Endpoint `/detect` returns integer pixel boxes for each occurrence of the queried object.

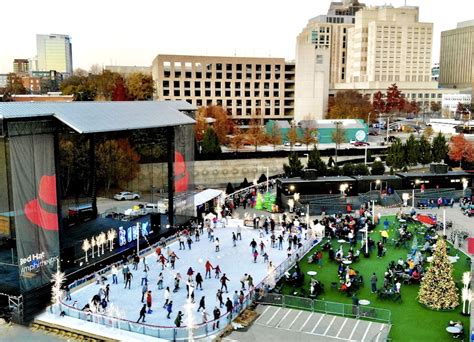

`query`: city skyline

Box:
[0,0,472,74]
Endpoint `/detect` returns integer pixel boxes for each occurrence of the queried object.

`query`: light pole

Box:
[365,112,371,165]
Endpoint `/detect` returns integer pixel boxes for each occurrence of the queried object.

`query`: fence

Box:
[257,293,392,324]
[54,233,318,340]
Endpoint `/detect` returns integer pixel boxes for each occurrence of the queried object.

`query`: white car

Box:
[114,191,140,201]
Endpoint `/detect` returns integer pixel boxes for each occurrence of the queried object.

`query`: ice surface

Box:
[69,223,291,326]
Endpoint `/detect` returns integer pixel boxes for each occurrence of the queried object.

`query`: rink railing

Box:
[257,293,392,324]
[55,235,318,340]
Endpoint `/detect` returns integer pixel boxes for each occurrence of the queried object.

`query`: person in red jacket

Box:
[205,260,213,279]
[146,290,153,313]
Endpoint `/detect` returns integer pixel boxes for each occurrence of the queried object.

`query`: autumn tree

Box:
[198,106,233,145]
[126,72,154,100]
[229,127,245,152]
[112,77,128,101]
[432,132,449,163]
[331,122,346,165]
[302,123,318,151]
[194,110,208,144]
[327,90,372,120]
[2,73,27,97]
[267,121,282,150]
[247,120,266,152]
[60,74,96,100]
[372,90,386,116]
[449,134,474,167]
[287,123,299,150]
[95,70,121,100]
[423,125,434,140]
[409,100,420,115]
[385,83,406,114]
[430,101,441,113]
[96,139,140,191]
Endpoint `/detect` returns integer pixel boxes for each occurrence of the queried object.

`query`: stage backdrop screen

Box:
[9,133,60,291]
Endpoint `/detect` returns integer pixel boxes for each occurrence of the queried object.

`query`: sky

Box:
[0,0,472,74]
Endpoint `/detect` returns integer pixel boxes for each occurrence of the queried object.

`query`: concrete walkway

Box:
[224,305,390,342]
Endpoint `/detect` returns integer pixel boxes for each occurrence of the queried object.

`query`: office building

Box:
[36,34,73,76]
[152,54,295,123]
[13,59,29,75]
[104,65,152,76]
[295,0,365,121]
[442,93,472,115]
[439,20,474,90]
[432,63,440,81]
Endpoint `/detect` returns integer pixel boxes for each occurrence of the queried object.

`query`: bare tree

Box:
[331,121,346,165]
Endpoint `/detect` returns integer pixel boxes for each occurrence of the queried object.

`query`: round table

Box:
[307,271,317,276]
[399,219,406,223]
[337,239,347,243]
[446,326,462,334]
[342,260,352,265]
[359,299,370,306]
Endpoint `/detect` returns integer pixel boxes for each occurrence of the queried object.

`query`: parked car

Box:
[114,191,140,201]
[384,136,397,143]
[295,142,302,147]
[351,141,370,146]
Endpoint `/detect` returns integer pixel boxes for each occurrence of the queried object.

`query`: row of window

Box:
[162,89,285,98]
[163,81,282,90]
[162,62,283,73]
[163,70,285,80]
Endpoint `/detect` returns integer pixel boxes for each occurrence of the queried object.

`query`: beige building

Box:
[295,0,364,121]
[439,20,474,90]
[104,65,151,76]
[346,6,432,84]
[152,54,295,123]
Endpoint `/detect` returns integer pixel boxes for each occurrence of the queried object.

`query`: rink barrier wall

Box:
[55,233,318,340]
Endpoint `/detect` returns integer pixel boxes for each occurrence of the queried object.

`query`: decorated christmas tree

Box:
[418,238,459,310]
[255,192,263,210]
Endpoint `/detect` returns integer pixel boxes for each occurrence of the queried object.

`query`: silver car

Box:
[114,191,140,201]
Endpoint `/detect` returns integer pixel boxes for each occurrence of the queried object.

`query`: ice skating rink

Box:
[69,223,293,326]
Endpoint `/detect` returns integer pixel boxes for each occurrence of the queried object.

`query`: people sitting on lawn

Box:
[309,278,323,297]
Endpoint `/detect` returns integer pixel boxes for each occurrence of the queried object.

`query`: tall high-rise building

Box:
[36,34,73,76]
[439,20,474,90]
[346,6,432,84]
[13,59,29,75]
[294,0,365,121]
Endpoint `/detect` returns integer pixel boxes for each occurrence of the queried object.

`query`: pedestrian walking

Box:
[371,273,378,293]
[137,304,146,323]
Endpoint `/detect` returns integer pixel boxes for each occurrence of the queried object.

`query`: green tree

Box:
[327,156,335,168]
[201,127,221,155]
[307,146,327,176]
[404,134,419,167]
[354,163,370,175]
[225,182,235,195]
[418,238,459,310]
[418,135,432,166]
[386,138,406,170]
[283,152,303,178]
[342,163,355,176]
[126,72,154,100]
[432,132,449,163]
[331,122,346,165]
[370,160,385,175]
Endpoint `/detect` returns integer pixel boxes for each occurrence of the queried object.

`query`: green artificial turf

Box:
[279,216,471,342]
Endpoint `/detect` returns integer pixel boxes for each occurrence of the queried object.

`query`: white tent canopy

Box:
[194,189,224,207]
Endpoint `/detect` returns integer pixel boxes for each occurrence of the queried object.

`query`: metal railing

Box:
[53,234,318,340]
[257,293,392,324]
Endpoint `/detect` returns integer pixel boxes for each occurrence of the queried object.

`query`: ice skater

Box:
[170,251,179,269]
[158,254,167,270]
[220,273,229,293]
[250,239,257,252]
[166,301,173,319]
[212,306,221,329]
[137,304,147,323]
[111,264,118,284]
[232,232,237,247]
[240,274,248,290]
[187,236,193,249]
[253,250,259,263]
[195,272,203,290]
[124,270,133,289]
[195,229,200,242]
[141,283,148,302]
[173,274,181,293]
[216,289,224,308]
[122,263,129,283]
[214,265,221,279]
[201,308,209,324]
[174,311,184,327]
[157,272,164,290]
[215,238,220,252]
[146,290,153,313]
[141,269,148,286]
[197,296,206,312]
[179,235,185,250]
[204,260,213,279]
[163,287,171,308]
[236,225,242,240]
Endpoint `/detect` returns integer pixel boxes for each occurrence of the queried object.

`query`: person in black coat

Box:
[137,304,146,323]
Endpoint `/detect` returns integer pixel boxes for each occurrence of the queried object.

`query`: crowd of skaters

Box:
[68,210,311,329]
